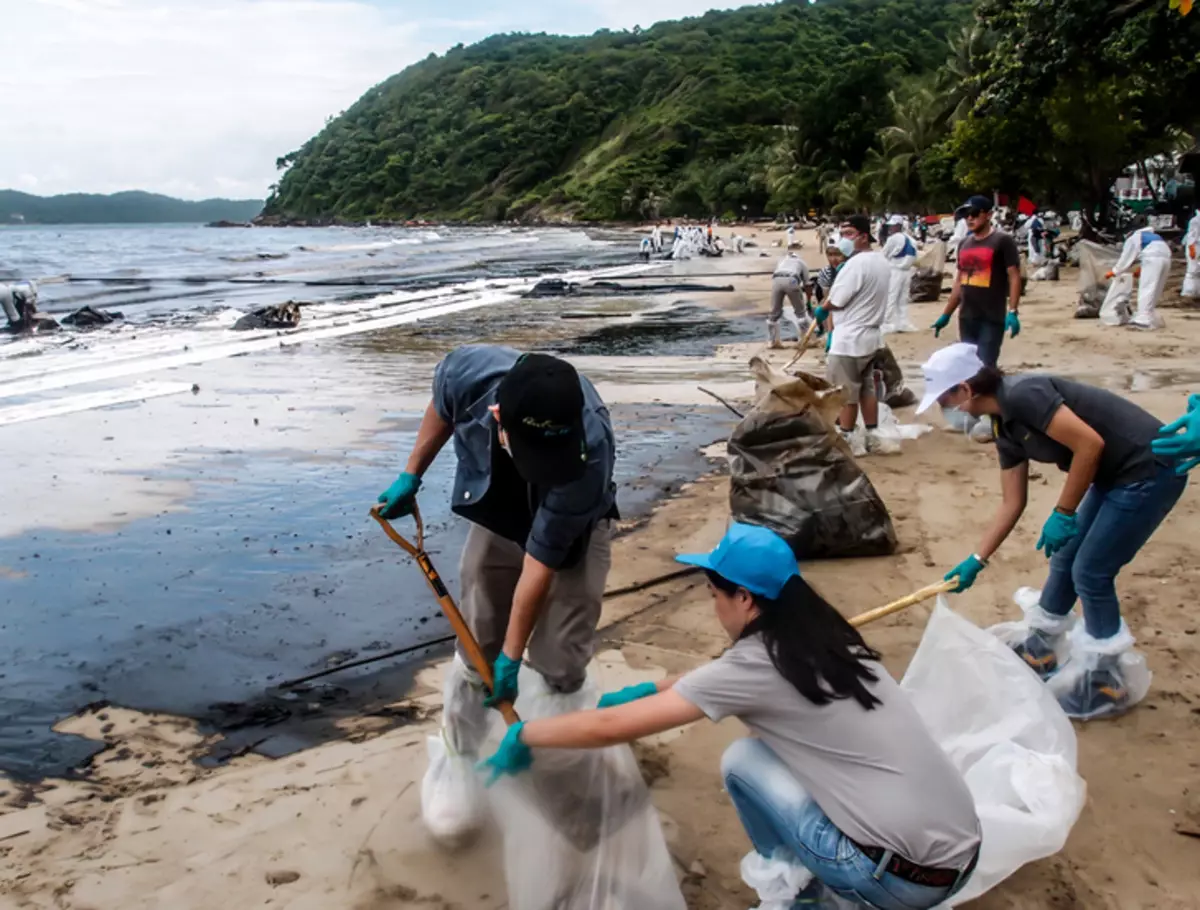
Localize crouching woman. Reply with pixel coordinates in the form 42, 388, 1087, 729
481, 523, 981, 910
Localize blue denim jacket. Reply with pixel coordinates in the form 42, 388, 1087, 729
432, 345, 616, 569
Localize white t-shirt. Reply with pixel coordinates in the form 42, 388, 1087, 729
826, 250, 889, 357
675, 636, 981, 868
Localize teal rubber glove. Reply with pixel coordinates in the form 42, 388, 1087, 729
1036, 509, 1079, 559
944, 554, 985, 593
477, 721, 531, 786
813, 305, 829, 327
932, 313, 951, 337
1005, 311, 1021, 338
597, 681, 658, 709
1152, 393, 1200, 475
376, 472, 421, 519
484, 652, 521, 707
824, 328, 833, 353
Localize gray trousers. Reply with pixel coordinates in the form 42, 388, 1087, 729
769, 275, 803, 324
457, 520, 612, 693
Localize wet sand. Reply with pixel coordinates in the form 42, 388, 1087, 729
5, 226, 1200, 909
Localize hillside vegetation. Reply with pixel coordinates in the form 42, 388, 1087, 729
0, 191, 263, 225
264, 0, 1199, 223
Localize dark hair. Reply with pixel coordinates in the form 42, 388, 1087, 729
841, 214, 873, 243
966, 365, 1004, 397
705, 570, 883, 710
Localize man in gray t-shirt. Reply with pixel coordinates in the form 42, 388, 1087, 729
767, 253, 811, 347
675, 635, 981, 869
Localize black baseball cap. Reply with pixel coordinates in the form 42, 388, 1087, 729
960, 194, 994, 214
840, 214, 874, 244
497, 353, 588, 486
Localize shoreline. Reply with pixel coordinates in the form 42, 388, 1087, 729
6, 232, 1200, 908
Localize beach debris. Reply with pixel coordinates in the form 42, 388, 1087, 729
265, 870, 301, 886
232, 301, 301, 331
60, 305, 124, 328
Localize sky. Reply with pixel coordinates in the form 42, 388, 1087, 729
2, 0, 767, 201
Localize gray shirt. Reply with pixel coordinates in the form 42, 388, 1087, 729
773, 255, 810, 283
675, 636, 980, 869
995, 375, 1164, 488
432, 345, 617, 569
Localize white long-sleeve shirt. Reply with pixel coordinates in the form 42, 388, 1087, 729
1113, 230, 1171, 275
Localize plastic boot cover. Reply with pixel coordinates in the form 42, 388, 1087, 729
1047, 622, 1152, 721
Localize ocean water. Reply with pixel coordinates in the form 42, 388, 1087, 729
0, 224, 757, 778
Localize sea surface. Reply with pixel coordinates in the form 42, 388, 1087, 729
0, 224, 759, 778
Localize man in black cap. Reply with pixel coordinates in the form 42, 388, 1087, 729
932, 194, 1022, 369
376, 344, 617, 842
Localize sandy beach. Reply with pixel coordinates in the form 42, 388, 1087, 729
4, 226, 1200, 909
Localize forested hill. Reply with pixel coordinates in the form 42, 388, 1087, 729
1, 191, 263, 225
264, 0, 971, 223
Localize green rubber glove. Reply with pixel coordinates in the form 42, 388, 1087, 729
944, 554, 985, 593
477, 721, 532, 786
484, 652, 521, 707
1037, 509, 1079, 559
376, 472, 421, 519
932, 313, 951, 337
597, 681, 658, 709
1152, 393, 1200, 475
1005, 311, 1021, 338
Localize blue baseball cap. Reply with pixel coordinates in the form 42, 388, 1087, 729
676, 522, 800, 599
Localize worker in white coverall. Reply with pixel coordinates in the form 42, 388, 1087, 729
1107, 228, 1172, 330
881, 217, 918, 333
1026, 213, 1047, 268
949, 208, 969, 260
1183, 210, 1200, 299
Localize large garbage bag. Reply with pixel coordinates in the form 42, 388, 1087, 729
729, 357, 897, 559
902, 600, 1086, 906
483, 665, 685, 910
869, 345, 917, 409
909, 240, 947, 303
1075, 240, 1120, 319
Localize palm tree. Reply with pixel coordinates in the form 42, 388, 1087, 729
940, 23, 994, 124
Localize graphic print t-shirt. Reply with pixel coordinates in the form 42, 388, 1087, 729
958, 230, 1021, 324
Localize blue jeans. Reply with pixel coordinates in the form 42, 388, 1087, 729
958, 316, 1004, 367
1041, 464, 1187, 638
722, 738, 972, 910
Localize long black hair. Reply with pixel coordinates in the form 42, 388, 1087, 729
706, 570, 883, 711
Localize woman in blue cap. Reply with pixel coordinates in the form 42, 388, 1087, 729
481, 523, 981, 910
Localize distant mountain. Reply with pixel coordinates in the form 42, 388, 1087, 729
0, 190, 263, 225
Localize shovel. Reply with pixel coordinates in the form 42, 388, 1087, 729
371, 505, 649, 853
784, 317, 820, 371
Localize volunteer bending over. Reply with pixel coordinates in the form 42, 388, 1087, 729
376, 344, 617, 841
921, 343, 1187, 719
1108, 227, 1172, 329
482, 523, 982, 910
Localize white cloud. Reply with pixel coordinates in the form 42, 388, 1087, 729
0, 0, 766, 200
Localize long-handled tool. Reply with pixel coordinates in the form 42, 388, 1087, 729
372, 505, 649, 853
784, 317, 820, 371
848, 580, 957, 628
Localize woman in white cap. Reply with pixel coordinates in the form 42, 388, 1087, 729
481, 522, 981, 909
918, 343, 1188, 719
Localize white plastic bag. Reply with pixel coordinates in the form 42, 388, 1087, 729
421, 732, 484, 845
741, 850, 813, 910
1099, 273, 1134, 326
484, 665, 685, 910
901, 600, 1086, 906
859, 402, 932, 442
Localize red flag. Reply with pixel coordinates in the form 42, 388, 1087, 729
1017, 196, 1036, 216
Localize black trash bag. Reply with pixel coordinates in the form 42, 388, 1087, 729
869, 346, 917, 409
909, 268, 944, 302
729, 357, 897, 559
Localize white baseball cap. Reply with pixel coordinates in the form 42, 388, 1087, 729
916, 343, 985, 414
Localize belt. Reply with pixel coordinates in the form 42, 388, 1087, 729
850, 840, 979, 890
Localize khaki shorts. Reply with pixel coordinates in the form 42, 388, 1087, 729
826, 352, 877, 404
457, 520, 612, 693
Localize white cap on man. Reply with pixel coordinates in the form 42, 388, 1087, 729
916, 343, 985, 414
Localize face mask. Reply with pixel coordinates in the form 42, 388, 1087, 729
836, 238, 855, 258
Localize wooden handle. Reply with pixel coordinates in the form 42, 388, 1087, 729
849, 580, 956, 628
371, 504, 520, 725
785, 319, 820, 369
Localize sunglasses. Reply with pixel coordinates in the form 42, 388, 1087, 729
965, 208, 986, 218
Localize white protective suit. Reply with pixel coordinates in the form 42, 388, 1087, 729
1183, 210, 1200, 299
1026, 214, 1047, 267
950, 218, 969, 257
882, 226, 918, 332
651, 224, 663, 252
1113, 229, 1172, 329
